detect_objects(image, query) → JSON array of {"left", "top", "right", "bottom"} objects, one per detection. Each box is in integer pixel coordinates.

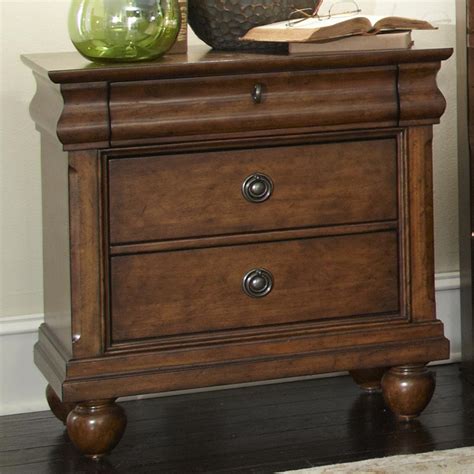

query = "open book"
[{"left": 241, "top": 15, "right": 435, "bottom": 43}]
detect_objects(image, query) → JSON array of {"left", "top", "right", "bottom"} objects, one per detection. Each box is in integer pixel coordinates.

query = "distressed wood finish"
[
  {"left": 23, "top": 47, "right": 452, "bottom": 456},
  {"left": 108, "top": 138, "right": 397, "bottom": 244},
  {"left": 111, "top": 231, "right": 400, "bottom": 342},
  {"left": 57, "top": 83, "right": 110, "bottom": 150},
  {"left": 407, "top": 127, "right": 437, "bottom": 322},
  {"left": 109, "top": 67, "right": 399, "bottom": 143},
  {"left": 68, "top": 150, "right": 104, "bottom": 360},
  {"left": 398, "top": 62, "right": 447, "bottom": 126},
  {"left": 22, "top": 47, "right": 452, "bottom": 151}
]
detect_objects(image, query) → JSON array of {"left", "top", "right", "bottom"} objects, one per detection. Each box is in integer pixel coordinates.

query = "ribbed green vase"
[{"left": 68, "top": 0, "right": 180, "bottom": 62}]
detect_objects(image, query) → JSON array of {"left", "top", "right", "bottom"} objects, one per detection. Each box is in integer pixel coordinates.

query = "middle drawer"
[{"left": 108, "top": 138, "right": 397, "bottom": 244}]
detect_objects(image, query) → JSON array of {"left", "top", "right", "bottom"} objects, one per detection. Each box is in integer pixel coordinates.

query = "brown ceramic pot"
[{"left": 188, "top": 0, "right": 316, "bottom": 52}]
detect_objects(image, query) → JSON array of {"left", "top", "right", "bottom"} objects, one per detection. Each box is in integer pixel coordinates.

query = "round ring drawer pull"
[
  {"left": 242, "top": 173, "right": 273, "bottom": 203},
  {"left": 242, "top": 268, "right": 274, "bottom": 298}
]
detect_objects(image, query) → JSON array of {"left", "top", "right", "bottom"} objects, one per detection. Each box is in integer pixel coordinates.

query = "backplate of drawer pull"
[
  {"left": 242, "top": 268, "right": 274, "bottom": 298},
  {"left": 242, "top": 173, "right": 273, "bottom": 203}
]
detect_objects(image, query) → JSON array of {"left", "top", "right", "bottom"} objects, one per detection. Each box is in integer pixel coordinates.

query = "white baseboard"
[{"left": 0, "top": 272, "right": 462, "bottom": 416}]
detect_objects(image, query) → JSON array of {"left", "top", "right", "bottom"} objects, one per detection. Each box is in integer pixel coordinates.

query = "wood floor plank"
[{"left": 1, "top": 364, "right": 473, "bottom": 474}]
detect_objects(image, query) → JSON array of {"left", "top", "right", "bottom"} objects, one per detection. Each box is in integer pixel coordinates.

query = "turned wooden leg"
[
  {"left": 349, "top": 368, "right": 388, "bottom": 392},
  {"left": 46, "top": 384, "right": 76, "bottom": 425},
  {"left": 66, "top": 399, "right": 127, "bottom": 459},
  {"left": 381, "top": 365, "right": 435, "bottom": 421}
]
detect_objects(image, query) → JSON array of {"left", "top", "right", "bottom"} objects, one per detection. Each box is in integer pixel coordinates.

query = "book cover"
[
  {"left": 289, "top": 31, "right": 413, "bottom": 54},
  {"left": 169, "top": 0, "right": 188, "bottom": 54}
]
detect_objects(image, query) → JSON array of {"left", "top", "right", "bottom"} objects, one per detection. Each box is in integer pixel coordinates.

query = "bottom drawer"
[{"left": 110, "top": 231, "right": 400, "bottom": 343}]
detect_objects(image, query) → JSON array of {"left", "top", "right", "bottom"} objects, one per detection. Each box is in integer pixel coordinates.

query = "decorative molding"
[
  {"left": 398, "top": 62, "right": 447, "bottom": 126},
  {"left": 435, "top": 271, "right": 461, "bottom": 291},
  {"left": 0, "top": 313, "right": 44, "bottom": 336},
  {"left": 0, "top": 272, "right": 462, "bottom": 415},
  {"left": 58, "top": 82, "right": 110, "bottom": 150},
  {"left": 22, "top": 48, "right": 452, "bottom": 150}
]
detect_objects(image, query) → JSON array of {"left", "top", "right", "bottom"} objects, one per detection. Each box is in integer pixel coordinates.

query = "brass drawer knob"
[
  {"left": 242, "top": 268, "right": 273, "bottom": 298},
  {"left": 242, "top": 173, "right": 273, "bottom": 203},
  {"left": 251, "top": 83, "right": 264, "bottom": 104}
]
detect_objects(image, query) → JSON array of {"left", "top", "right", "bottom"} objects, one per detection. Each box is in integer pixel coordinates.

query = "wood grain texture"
[
  {"left": 31, "top": 318, "right": 449, "bottom": 401},
  {"left": 406, "top": 127, "right": 437, "bottom": 322},
  {"left": 110, "top": 221, "right": 398, "bottom": 256},
  {"left": 108, "top": 138, "right": 398, "bottom": 244},
  {"left": 110, "top": 67, "right": 398, "bottom": 143},
  {"left": 22, "top": 48, "right": 452, "bottom": 150},
  {"left": 57, "top": 83, "right": 110, "bottom": 150},
  {"left": 110, "top": 231, "right": 400, "bottom": 342},
  {"left": 382, "top": 365, "right": 436, "bottom": 421},
  {"left": 398, "top": 62, "right": 447, "bottom": 126},
  {"left": 68, "top": 151, "right": 104, "bottom": 359},
  {"left": 61, "top": 337, "right": 449, "bottom": 402},
  {"left": 67, "top": 321, "right": 447, "bottom": 379},
  {"left": 22, "top": 49, "right": 452, "bottom": 454},
  {"left": 21, "top": 47, "right": 452, "bottom": 84},
  {"left": 66, "top": 400, "right": 126, "bottom": 459}
]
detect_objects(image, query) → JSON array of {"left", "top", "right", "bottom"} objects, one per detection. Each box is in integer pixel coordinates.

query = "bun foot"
[
  {"left": 66, "top": 399, "right": 127, "bottom": 459},
  {"left": 46, "top": 385, "right": 76, "bottom": 425},
  {"left": 381, "top": 365, "right": 435, "bottom": 421},
  {"left": 349, "top": 367, "right": 388, "bottom": 392}
]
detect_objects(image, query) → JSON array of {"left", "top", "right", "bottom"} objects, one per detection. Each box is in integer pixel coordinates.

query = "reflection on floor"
[{"left": 1, "top": 364, "right": 473, "bottom": 473}]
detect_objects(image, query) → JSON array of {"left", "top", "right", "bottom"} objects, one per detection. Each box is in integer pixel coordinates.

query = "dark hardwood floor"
[{"left": 1, "top": 363, "right": 474, "bottom": 473}]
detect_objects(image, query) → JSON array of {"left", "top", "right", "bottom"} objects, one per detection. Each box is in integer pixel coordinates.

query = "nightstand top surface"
[{"left": 22, "top": 45, "right": 453, "bottom": 84}]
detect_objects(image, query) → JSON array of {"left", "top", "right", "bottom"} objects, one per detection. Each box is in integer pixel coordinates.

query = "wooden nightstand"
[{"left": 23, "top": 46, "right": 452, "bottom": 458}]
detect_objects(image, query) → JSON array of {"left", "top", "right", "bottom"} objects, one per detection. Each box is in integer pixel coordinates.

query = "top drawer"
[
  {"left": 108, "top": 138, "right": 398, "bottom": 244},
  {"left": 109, "top": 68, "right": 398, "bottom": 144}
]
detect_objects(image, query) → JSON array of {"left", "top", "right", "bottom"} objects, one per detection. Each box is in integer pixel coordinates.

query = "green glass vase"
[{"left": 68, "top": 0, "right": 181, "bottom": 62}]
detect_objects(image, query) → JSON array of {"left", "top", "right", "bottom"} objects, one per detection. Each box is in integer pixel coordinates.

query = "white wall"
[{"left": 0, "top": 0, "right": 463, "bottom": 414}]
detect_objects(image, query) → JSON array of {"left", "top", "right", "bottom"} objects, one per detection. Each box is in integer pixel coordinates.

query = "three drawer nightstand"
[{"left": 23, "top": 46, "right": 452, "bottom": 458}]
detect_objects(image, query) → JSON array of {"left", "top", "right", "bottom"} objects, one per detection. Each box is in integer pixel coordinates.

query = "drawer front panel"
[
  {"left": 108, "top": 138, "right": 397, "bottom": 244},
  {"left": 110, "top": 231, "right": 400, "bottom": 343},
  {"left": 109, "top": 68, "right": 398, "bottom": 143}
]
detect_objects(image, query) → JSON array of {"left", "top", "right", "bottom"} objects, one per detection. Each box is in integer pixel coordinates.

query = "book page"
[
  {"left": 373, "top": 16, "right": 435, "bottom": 31},
  {"left": 253, "top": 15, "right": 385, "bottom": 31},
  {"left": 241, "top": 14, "right": 434, "bottom": 42}
]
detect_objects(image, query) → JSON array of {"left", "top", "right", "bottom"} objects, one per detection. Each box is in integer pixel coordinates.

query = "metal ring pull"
[
  {"left": 242, "top": 268, "right": 274, "bottom": 298},
  {"left": 242, "top": 173, "right": 273, "bottom": 203},
  {"left": 251, "top": 83, "right": 264, "bottom": 104}
]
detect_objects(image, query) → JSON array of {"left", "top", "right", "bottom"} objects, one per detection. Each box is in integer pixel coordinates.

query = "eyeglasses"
[{"left": 287, "top": 0, "right": 362, "bottom": 27}]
